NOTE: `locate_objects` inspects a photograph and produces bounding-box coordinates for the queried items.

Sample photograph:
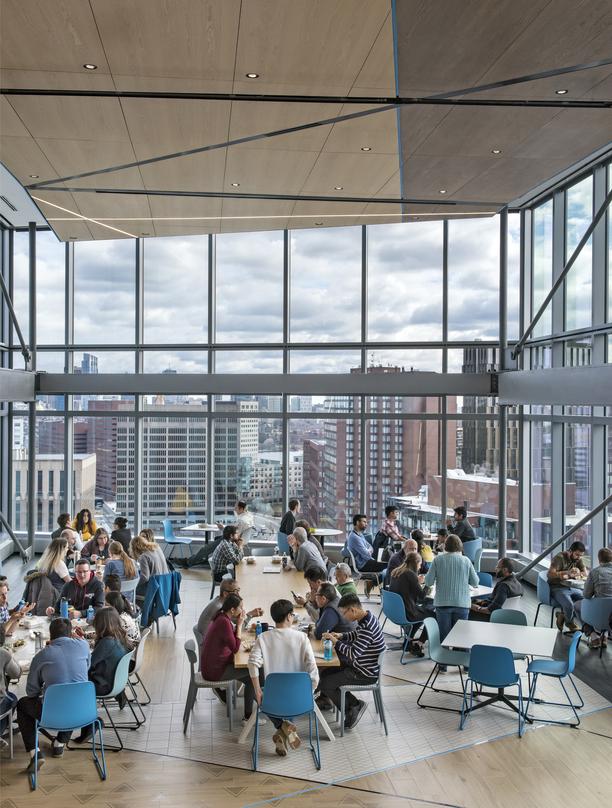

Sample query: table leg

[313,703,335,742]
[237,711,256,744]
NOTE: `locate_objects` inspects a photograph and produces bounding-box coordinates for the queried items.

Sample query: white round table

[312,528,343,537]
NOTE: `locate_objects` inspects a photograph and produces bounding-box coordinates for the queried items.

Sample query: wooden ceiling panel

[47,220,93,241]
[67,192,152,222]
[0,0,108,73]
[454,157,571,201]
[147,195,223,220]
[350,10,394,95]
[0,135,60,184]
[6,97,130,142]
[226,102,341,153]
[222,148,319,195]
[0,98,33,138]
[35,139,141,184]
[322,107,398,154]
[0,69,116,92]
[151,222,221,237]
[513,110,612,160]
[299,152,398,196]
[90,0,239,81]
[138,151,226,193]
[121,99,232,161]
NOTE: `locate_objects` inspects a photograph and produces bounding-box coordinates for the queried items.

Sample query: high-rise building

[302,439,324,527]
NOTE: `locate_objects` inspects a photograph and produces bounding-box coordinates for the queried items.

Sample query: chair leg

[416,663,439,708]
[560,677,581,726]
[517,681,525,738]
[183,682,196,733]
[533,603,541,627]
[92,718,107,781]
[131,671,152,705]
[251,709,260,771]
[227,683,234,732]
[459,678,472,730]
[339,689,346,737]
[568,673,585,709]
[309,710,321,770]
[376,686,389,736]
[102,700,124,751]
[30,725,40,791]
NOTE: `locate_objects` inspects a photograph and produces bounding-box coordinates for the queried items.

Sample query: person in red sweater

[201,593,255,722]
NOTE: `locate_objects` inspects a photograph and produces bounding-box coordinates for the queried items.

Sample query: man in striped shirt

[318,593,385,730]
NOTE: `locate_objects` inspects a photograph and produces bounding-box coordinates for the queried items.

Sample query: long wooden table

[233,558,340,743]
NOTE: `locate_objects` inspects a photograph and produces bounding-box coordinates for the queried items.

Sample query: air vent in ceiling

[0,195,18,212]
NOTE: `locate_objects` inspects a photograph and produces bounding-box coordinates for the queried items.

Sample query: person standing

[279,499,300,536]
[548,540,588,633]
[16,617,90,773]
[447,506,476,542]
[424,534,479,643]
[130,529,169,599]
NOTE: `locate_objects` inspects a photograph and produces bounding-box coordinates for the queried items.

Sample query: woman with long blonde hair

[104,541,138,582]
[37,537,71,590]
[130,528,168,599]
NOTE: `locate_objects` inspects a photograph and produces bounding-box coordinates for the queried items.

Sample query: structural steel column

[498,209,508,557]
[27,223,36,555]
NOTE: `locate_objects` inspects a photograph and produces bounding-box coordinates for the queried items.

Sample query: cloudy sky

[12,212,527,376]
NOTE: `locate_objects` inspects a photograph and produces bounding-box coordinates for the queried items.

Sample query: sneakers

[25,752,45,774]
[51,742,64,758]
[555,612,565,632]
[565,621,580,633]
[588,636,602,650]
[364,580,374,598]
[281,720,301,749]
[408,640,425,658]
[272,730,287,757]
[344,699,367,730]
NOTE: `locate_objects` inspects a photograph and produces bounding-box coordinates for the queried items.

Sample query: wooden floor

[2,709,611,807]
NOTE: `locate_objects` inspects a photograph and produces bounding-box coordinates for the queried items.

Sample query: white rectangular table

[442,620,558,720]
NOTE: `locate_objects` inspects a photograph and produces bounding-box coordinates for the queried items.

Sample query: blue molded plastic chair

[120,575,139,605]
[477,572,493,587]
[31,681,106,790]
[463,539,483,571]
[460,645,525,737]
[252,672,320,771]
[417,617,470,713]
[381,590,426,664]
[276,531,291,555]
[490,608,529,662]
[97,651,142,750]
[581,597,612,658]
[162,518,192,560]
[534,570,562,627]
[525,631,584,725]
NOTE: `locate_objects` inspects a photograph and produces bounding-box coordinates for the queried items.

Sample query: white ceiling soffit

[0,0,610,242]
[0,162,47,228]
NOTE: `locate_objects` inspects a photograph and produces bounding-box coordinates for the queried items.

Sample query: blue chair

[381,590,426,664]
[162,518,192,560]
[477,572,493,587]
[459,645,525,737]
[525,631,584,726]
[97,651,142,750]
[276,531,291,555]
[581,597,612,658]
[120,575,139,605]
[534,570,562,627]
[490,608,529,663]
[336,650,388,737]
[417,617,470,713]
[463,539,483,571]
[31,681,106,790]
[252,672,320,771]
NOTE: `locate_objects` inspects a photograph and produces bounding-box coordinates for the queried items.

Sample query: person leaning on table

[197,577,263,639]
[47,557,105,618]
[424,533,479,647]
[288,527,326,574]
[470,557,523,621]
[16,617,90,774]
[248,598,319,758]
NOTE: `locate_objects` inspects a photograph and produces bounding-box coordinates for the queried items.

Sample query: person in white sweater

[248,599,319,758]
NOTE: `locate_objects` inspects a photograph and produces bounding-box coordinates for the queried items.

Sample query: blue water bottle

[255,621,262,637]
[323,638,333,661]
[60,597,69,619]
[86,604,95,623]
[17,599,25,611]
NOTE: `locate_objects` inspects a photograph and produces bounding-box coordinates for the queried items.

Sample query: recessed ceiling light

[334,185,343,191]
[29,174,39,178]
[438,189,447,194]
[69,236,77,240]
[555,88,568,95]
[245,72,259,79]
[231,182,240,187]
[361,146,372,152]
[141,232,150,236]
[83,63,98,70]
[491,149,502,155]
[314,221,323,226]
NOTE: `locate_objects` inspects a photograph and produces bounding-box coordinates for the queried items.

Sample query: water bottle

[323,638,333,661]
[255,621,262,637]
[60,597,69,619]
[282,554,288,569]
[274,546,279,556]
[86,604,95,623]
[17,599,25,611]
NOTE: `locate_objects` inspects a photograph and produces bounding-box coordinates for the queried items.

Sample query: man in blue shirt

[345,514,386,574]
[16,617,90,774]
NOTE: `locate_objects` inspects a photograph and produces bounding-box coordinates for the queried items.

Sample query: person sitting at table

[386,537,418,577]
[248,598,319,757]
[61,527,83,562]
[293,567,328,613]
[201,593,257,723]
[318,593,385,730]
[0,621,21,737]
[105,590,141,647]
[72,508,97,541]
[345,515,387,596]
[279,499,300,537]
[434,528,448,554]
[309,582,355,640]
[288,527,326,574]
[104,574,139,619]
[35,537,71,592]
[110,516,132,554]
[47,558,105,618]
[51,512,71,540]
[424,534,479,650]
[295,519,326,557]
[581,547,612,649]
[548,540,588,633]
[334,563,358,597]
[208,525,244,583]
[104,541,138,583]
[447,506,476,541]
[16,617,90,772]
[470,557,523,621]
[389,551,435,657]
[197,578,263,639]
[74,607,131,742]
[130,529,169,600]
[414,529,434,569]
[81,527,111,561]
[0,582,35,634]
